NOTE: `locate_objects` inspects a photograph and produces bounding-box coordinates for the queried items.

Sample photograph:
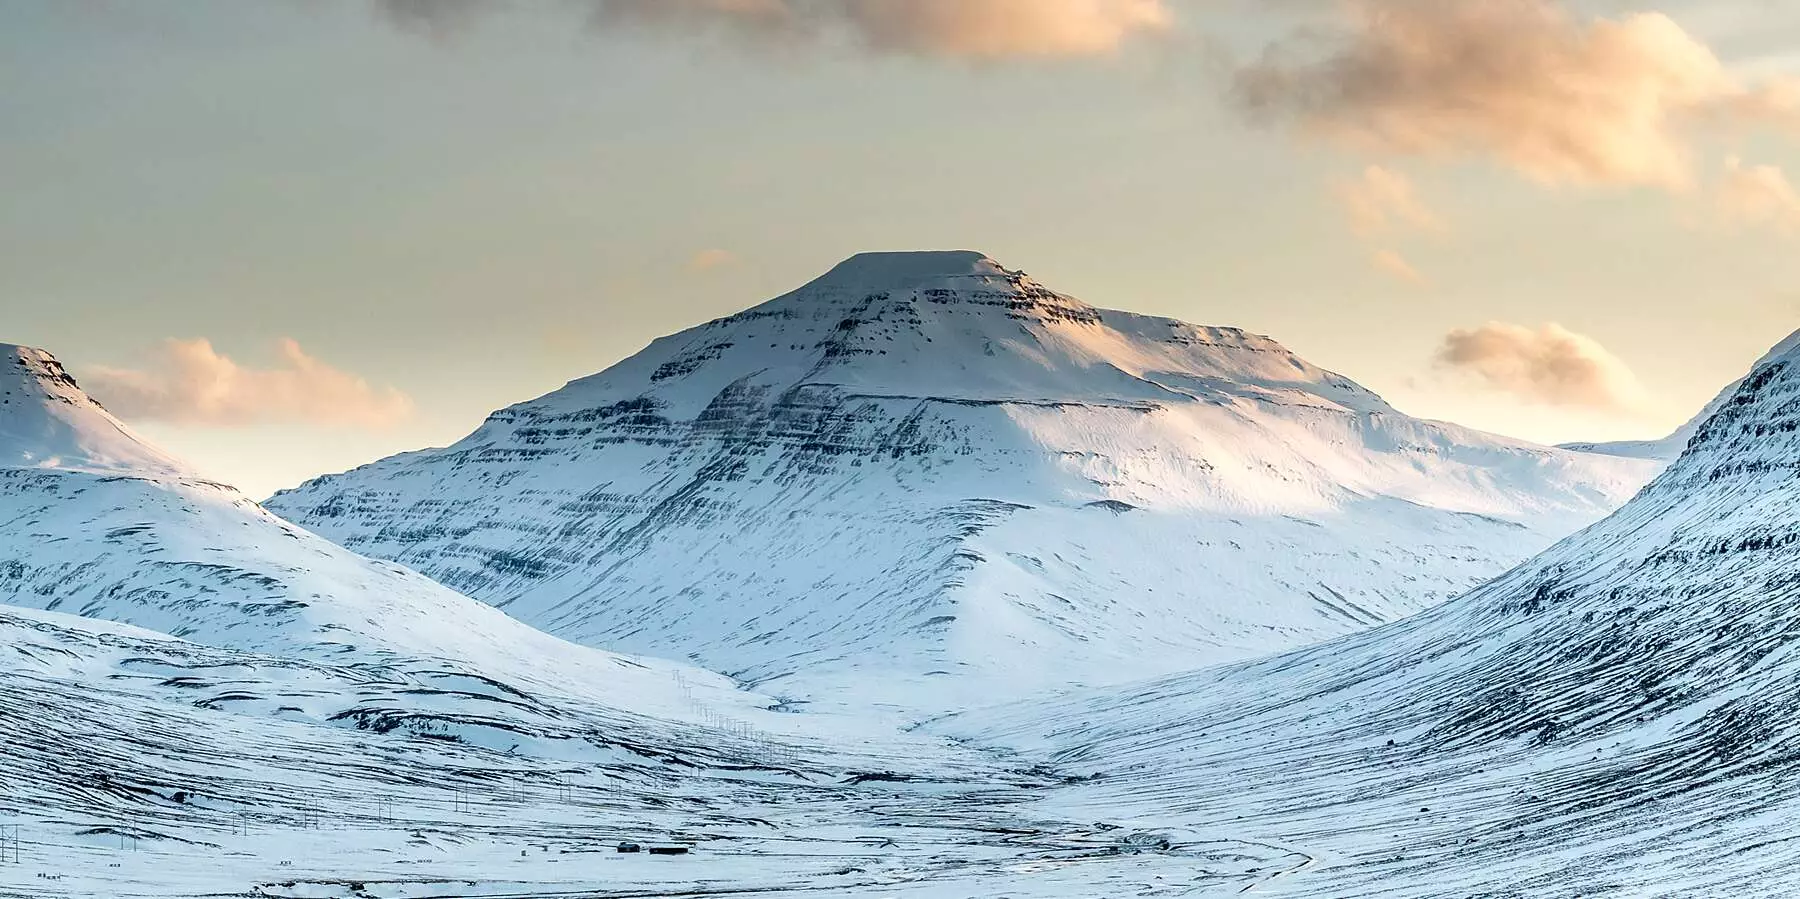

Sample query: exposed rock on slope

[267,251,1658,709]
[1562,329,1800,462]
[951,328,1800,896]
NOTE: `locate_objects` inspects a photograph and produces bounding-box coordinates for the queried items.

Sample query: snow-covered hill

[946,328,1800,895]
[0,342,769,722]
[267,251,1658,710]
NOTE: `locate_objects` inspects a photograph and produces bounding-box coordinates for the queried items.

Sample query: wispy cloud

[1234,0,1800,189]
[1370,248,1428,285]
[370,0,488,41]
[688,248,740,271]
[84,339,414,428]
[1335,166,1439,285]
[372,0,1173,60]
[1715,156,1800,234]
[1434,321,1648,411]
[1336,165,1441,237]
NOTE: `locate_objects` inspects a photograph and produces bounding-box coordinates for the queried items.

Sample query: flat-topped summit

[515,250,1394,421]
[0,343,183,477]
[809,250,1012,289]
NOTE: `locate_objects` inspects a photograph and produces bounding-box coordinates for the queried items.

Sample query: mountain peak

[268,252,1658,709]
[0,341,185,478]
[811,250,1011,289]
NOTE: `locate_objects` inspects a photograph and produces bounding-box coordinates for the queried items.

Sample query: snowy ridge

[942,329,1800,895]
[0,343,184,477]
[0,344,766,722]
[269,251,1658,711]
[1562,328,1800,462]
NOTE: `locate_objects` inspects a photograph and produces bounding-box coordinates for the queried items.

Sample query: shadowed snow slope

[268,251,1658,711]
[947,330,1800,896]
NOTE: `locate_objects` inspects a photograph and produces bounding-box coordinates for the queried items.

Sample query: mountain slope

[948,328,1800,896]
[1561,328,1800,462]
[268,251,1658,709]
[2,344,183,476]
[4,341,1135,898]
[0,342,769,722]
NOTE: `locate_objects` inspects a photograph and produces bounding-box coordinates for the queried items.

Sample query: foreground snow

[2,602,1328,898]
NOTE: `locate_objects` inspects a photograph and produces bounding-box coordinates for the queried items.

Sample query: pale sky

[7,0,1800,497]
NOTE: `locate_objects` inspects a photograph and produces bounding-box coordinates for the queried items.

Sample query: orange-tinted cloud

[375,0,1172,60]
[689,248,740,271]
[1236,0,1800,189]
[1370,248,1428,285]
[85,339,414,428]
[1716,156,1800,234]
[1435,321,1647,410]
[1337,165,1441,236]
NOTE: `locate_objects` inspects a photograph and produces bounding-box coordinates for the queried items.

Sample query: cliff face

[268,251,1656,708]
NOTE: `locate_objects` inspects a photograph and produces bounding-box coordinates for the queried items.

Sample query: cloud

[1336,165,1441,236]
[371,0,489,40]
[372,0,1172,60]
[1434,321,1647,410]
[1370,248,1428,285]
[84,339,414,428]
[1234,0,1800,189]
[1716,156,1800,233]
[688,248,740,271]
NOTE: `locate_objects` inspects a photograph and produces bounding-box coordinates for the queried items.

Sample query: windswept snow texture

[0,603,1327,899]
[946,330,1800,896]
[270,251,1657,709]
[1562,328,1800,463]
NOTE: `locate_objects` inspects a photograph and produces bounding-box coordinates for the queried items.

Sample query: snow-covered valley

[6,266,1799,896]
[0,329,1393,897]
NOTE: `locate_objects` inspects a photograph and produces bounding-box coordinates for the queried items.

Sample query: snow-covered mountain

[2,344,184,476]
[948,327,1800,895]
[1561,328,1800,462]
[2,340,1117,898]
[0,342,762,720]
[267,251,1658,710]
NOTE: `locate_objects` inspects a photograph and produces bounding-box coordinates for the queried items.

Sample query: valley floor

[8,649,1796,899]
